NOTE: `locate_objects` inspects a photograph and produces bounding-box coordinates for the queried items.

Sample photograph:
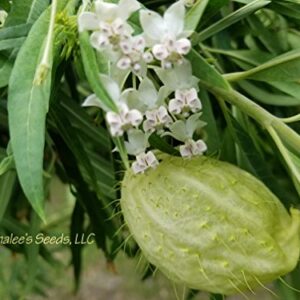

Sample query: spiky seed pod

[121,155,300,295]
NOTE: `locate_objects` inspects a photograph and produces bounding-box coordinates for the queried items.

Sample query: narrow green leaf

[0,52,14,88]
[70,201,85,290]
[0,37,26,51]
[5,0,49,26]
[187,49,230,90]
[238,80,300,106]
[0,155,14,176]
[0,23,31,40]
[0,172,16,222]
[200,90,221,153]
[196,0,271,42]
[225,49,300,82]
[79,31,117,112]
[184,0,209,32]
[149,133,180,156]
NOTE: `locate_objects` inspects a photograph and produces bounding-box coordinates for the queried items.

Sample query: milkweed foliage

[0,0,300,299]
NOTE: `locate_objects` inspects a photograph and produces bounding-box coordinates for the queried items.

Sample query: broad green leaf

[5,0,49,26]
[8,1,68,220]
[184,0,209,32]
[196,0,271,42]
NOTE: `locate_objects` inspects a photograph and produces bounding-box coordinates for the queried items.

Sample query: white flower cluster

[79,0,207,174]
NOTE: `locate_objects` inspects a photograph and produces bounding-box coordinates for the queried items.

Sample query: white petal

[126,109,143,126]
[99,21,113,36]
[145,110,156,122]
[161,60,173,69]
[132,161,146,174]
[99,74,121,104]
[117,57,132,70]
[175,89,185,101]
[142,52,153,63]
[82,94,103,109]
[95,0,119,21]
[139,78,158,109]
[157,106,170,123]
[143,120,155,133]
[112,18,126,35]
[145,151,159,168]
[140,10,165,42]
[132,35,146,52]
[179,144,192,158]
[168,98,182,114]
[78,12,99,32]
[175,38,191,55]
[120,39,133,54]
[152,44,169,61]
[90,31,109,49]
[118,0,141,20]
[164,1,185,37]
[194,140,207,154]
[106,111,121,125]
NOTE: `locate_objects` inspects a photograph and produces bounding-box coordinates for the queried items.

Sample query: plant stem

[266,126,300,184]
[280,114,300,124]
[198,80,300,153]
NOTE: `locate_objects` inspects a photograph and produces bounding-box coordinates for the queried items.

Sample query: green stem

[280,114,300,124]
[198,80,300,153]
[266,126,300,184]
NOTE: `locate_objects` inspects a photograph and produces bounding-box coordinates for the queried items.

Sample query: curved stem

[266,126,300,184]
[280,114,300,124]
[198,80,300,153]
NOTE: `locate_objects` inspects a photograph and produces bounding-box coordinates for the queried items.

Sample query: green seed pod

[121,155,300,295]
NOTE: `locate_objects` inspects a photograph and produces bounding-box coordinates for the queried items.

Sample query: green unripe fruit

[121,155,300,295]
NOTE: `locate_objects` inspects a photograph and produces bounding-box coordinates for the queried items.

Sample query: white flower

[143,106,172,133]
[78,0,140,50]
[117,35,153,75]
[0,10,8,28]
[132,151,159,174]
[168,88,202,116]
[179,139,207,158]
[140,1,192,67]
[106,103,143,136]
[82,74,143,137]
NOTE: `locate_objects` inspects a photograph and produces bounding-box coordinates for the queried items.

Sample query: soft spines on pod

[121,155,300,295]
